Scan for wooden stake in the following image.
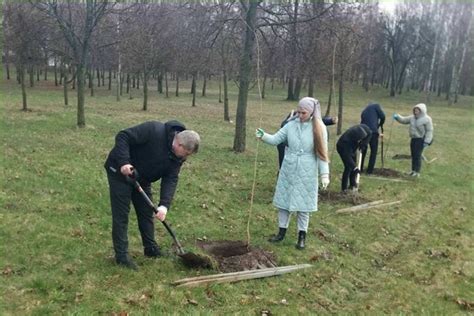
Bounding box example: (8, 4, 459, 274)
(336, 200, 401, 214)
(368, 176, 408, 182)
(173, 264, 312, 288)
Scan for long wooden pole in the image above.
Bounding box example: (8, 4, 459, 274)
(336, 200, 401, 214)
(173, 264, 312, 288)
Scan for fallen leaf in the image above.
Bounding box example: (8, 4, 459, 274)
(187, 299, 198, 306)
(2, 266, 13, 276)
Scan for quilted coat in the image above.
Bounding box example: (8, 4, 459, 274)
(261, 119, 329, 212)
(396, 103, 434, 145)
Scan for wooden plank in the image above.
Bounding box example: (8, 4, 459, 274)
(368, 176, 408, 182)
(173, 264, 312, 287)
(173, 264, 311, 285)
(336, 200, 401, 214)
(335, 200, 384, 214)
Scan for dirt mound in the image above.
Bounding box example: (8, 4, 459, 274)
(197, 240, 277, 273)
(371, 168, 403, 178)
(319, 190, 371, 205)
(392, 154, 411, 160)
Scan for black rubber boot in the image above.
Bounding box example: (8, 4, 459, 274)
(144, 245, 161, 258)
(268, 227, 287, 243)
(296, 231, 306, 250)
(116, 256, 138, 270)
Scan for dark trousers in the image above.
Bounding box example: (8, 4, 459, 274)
(361, 133, 379, 174)
(106, 170, 158, 260)
(277, 143, 286, 169)
(410, 138, 424, 173)
(337, 144, 358, 191)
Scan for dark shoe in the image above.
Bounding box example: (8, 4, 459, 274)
(116, 256, 138, 270)
(268, 227, 287, 242)
(144, 246, 161, 258)
(296, 231, 306, 250)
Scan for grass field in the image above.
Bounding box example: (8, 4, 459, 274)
(1, 74, 473, 315)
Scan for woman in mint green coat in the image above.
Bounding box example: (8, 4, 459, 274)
(256, 97, 330, 249)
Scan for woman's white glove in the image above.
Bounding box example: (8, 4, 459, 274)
(156, 205, 168, 221)
(320, 174, 330, 190)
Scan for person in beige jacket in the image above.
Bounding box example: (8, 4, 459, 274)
(393, 103, 433, 177)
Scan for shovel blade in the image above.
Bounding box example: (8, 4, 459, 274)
(178, 252, 213, 269)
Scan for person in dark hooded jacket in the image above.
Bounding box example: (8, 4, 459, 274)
(360, 102, 385, 174)
(104, 120, 200, 270)
(337, 124, 372, 192)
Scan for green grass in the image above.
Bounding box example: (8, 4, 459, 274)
(1, 76, 473, 314)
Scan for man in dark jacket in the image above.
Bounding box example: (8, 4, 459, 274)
(360, 102, 385, 174)
(104, 120, 200, 270)
(336, 124, 372, 192)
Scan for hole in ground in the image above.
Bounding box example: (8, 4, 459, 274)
(372, 168, 404, 178)
(197, 240, 277, 273)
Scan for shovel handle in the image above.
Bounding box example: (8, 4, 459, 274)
(130, 178, 186, 255)
(355, 151, 362, 185)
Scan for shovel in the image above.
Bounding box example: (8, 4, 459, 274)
(127, 174, 212, 269)
(380, 127, 384, 169)
(355, 150, 363, 190)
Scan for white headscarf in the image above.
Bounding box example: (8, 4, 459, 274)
(298, 97, 322, 120)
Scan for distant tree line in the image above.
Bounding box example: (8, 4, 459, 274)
(3, 1, 472, 151)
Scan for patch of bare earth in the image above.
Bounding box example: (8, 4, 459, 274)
(319, 190, 371, 205)
(371, 168, 404, 178)
(197, 240, 277, 273)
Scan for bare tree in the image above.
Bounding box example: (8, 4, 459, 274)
(35, 1, 111, 127)
(4, 3, 46, 111)
(233, 0, 260, 153)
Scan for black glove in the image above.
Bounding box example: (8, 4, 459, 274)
(125, 168, 140, 184)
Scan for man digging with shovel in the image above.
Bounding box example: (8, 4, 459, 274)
(105, 120, 200, 270)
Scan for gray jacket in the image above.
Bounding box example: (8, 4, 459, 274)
(396, 103, 433, 145)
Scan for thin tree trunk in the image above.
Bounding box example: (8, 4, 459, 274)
(20, 66, 28, 111)
(202, 77, 207, 97)
(308, 75, 315, 97)
(233, 1, 259, 152)
(54, 59, 58, 86)
(191, 73, 197, 107)
(262, 74, 267, 99)
(337, 70, 344, 135)
(89, 70, 94, 96)
(175, 73, 179, 97)
(157, 72, 163, 93)
(29, 66, 34, 87)
(76, 65, 86, 127)
(326, 40, 337, 117)
(219, 75, 222, 103)
(143, 72, 148, 111)
(450, 14, 471, 105)
(63, 70, 69, 106)
(223, 69, 230, 121)
(165, 72, 169, 98)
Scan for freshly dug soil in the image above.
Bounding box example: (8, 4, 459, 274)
(197, 240, 277, 273)
(392, 154, 411, 160)
(371, 168, 404, 178)
(319, 190, 371, 205)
